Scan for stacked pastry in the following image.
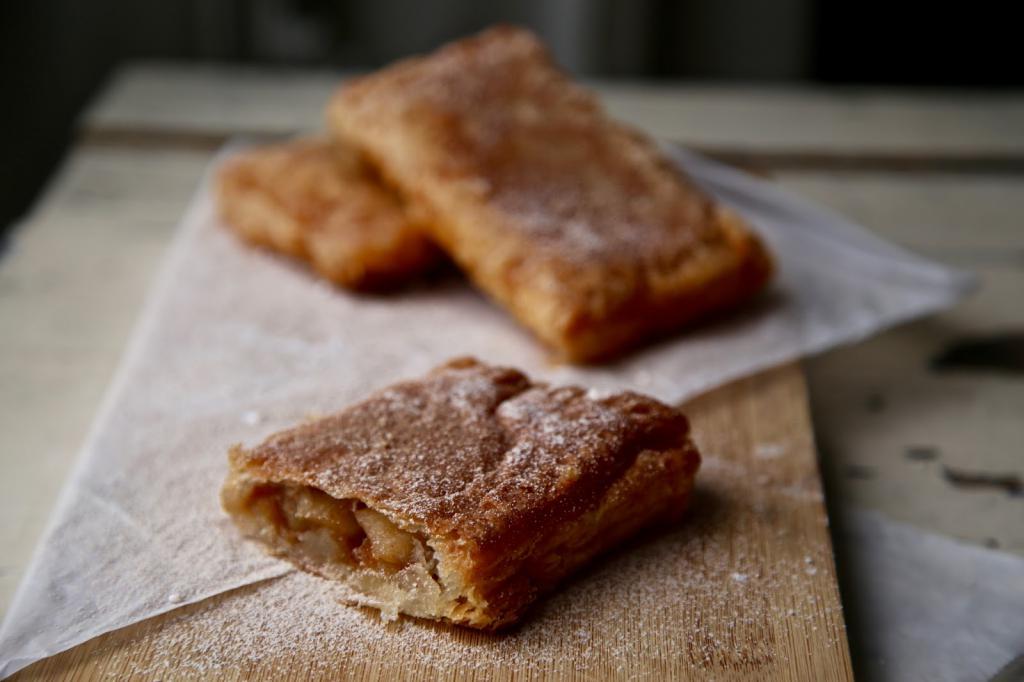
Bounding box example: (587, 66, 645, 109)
(217, 25, 773, 363)
(220, 27, 772, 630)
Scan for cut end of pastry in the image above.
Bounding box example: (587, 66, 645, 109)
(221, 474, 493, 627)
(221, 357, 700, 630)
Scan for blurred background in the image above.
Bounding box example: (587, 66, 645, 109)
(0, 0, 1017, 237)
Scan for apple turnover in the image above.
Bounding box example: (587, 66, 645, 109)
(222, 357, 700, 629)
(328, 26, 773, 360)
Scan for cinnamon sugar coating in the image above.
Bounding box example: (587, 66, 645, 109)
(327, 25, 773, 361)
(225, 357, 700, 628)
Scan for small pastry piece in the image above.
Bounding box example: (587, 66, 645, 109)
(216, 137, 439, 290)
(222, 357, 700, 629)
(328, 26, 773, 360)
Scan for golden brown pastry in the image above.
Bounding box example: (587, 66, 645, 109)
(216, 137, 439, 290)
(327, 26, 773, 361)
(222, 357, 700, 630)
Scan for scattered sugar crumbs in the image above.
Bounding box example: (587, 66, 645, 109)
(115, 457, 844, 678)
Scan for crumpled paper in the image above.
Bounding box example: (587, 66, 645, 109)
(0, 147, 975, 677)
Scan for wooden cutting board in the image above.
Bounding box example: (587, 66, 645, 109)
(13, 362, 853, 681)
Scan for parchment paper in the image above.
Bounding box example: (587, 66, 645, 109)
(837, 508, 1024, 681)
(0, 147, 976, 677)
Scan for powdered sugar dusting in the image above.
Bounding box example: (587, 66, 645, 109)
(114, 454, 844, 678)
(754, 442, 787, 460)
(335, 26, 721, 277)
(240, 410, 263, 426)
(244, 359, 686, 548)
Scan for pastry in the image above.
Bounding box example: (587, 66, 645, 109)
(216, 137, 439, 290)
(222, 357, 700, 629)
(328, 26, 773, 360)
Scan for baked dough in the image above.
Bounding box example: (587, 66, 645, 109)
(328, 26, 773, 360)
(216, 137, 439, 290)
(222, 357, 700, 629)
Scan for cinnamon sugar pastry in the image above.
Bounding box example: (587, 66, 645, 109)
(222, 358, 700, 629)
(328, 26, 773, 360)
(216, 137, 438, 290)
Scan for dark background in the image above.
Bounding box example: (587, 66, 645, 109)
(0, 0, 1017, 236)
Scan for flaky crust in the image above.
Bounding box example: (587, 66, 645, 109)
(328, 26, 773, 360)
(216, 137, 439, 290)
(224, 357, 700, 628)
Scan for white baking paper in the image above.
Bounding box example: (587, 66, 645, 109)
(836, 508, 1024, 681)
(0, 147, 976, 677)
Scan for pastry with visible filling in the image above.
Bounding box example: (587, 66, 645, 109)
(222, 357, 700, 629)
(216, 137, 439, 290)
(328, 26, 773, 360)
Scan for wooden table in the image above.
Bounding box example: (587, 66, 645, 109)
(2, 63, 1022, 676)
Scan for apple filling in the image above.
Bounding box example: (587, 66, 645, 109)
(225, 482, 430, 574)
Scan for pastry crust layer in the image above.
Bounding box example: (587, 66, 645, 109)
(327, 26, 773, 360)
(222, 357, 700, 629)
(216, 137, 439, 290)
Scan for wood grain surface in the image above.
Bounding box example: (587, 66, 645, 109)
(13, 363, 853, 681)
